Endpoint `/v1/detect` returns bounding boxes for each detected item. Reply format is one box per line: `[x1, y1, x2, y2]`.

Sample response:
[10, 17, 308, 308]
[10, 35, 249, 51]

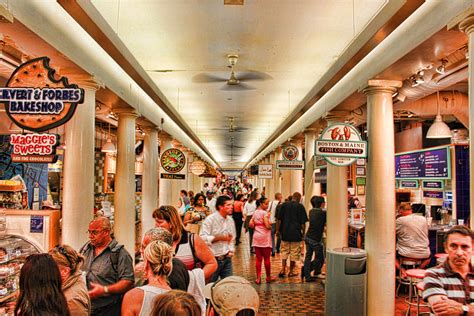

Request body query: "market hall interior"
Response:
[1, 1, 474, 315]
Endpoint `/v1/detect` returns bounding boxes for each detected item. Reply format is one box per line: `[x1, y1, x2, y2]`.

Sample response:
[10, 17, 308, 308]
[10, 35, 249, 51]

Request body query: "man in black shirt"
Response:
[303, 196, 327, 282]
[276, 192, 308, 277]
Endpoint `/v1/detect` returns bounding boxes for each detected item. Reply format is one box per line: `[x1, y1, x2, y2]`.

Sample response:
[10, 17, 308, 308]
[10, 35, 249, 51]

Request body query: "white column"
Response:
[290, 141, 303, 194]
[363, 80, 402, 316]
[275, 147, 283, 196]
[459, 15, 474, 228]
[62, 82, 97, 249]
[141, 126, 159, 236]
[326, 164, 348, 250]
[281, 146, 291, 198]
[267, 152, 276, 200]
[158, 135, 173, 206]
[304, 129, 317, 213]
[114, 109, 138, 256]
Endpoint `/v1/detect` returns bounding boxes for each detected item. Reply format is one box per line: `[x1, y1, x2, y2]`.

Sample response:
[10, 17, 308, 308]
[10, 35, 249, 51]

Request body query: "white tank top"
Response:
[138, 285, 168, 316]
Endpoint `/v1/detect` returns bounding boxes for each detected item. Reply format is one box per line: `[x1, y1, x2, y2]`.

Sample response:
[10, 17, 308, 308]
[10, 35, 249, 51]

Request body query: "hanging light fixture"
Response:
[101, 122, 116, 153]
[426, 91, 452, 139]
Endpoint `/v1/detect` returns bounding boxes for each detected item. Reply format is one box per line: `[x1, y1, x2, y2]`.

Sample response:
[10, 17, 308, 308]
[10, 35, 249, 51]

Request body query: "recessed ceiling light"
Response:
[227, 98, 232, 101]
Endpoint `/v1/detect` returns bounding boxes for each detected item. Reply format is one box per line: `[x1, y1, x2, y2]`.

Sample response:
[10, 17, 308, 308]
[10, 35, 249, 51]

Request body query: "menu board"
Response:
[395, 147, 450, 179]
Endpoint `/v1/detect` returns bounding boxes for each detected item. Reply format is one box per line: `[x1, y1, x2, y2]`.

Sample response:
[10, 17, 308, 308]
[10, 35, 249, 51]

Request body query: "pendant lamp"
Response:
[101, 123, 116, 153]
[426, 91, 452, 139]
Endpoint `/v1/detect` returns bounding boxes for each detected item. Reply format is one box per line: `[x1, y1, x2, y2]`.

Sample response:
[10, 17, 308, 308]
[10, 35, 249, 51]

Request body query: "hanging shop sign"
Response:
[189, 160, 206, 176]
[399, 180, 419, 189]
[315, 123, 367, 167]
[1, 57, 84, 132]
[313, 156, 327, 169]
[276, 160, 305, 170]
[258, 164, 273, 179]
[160, 173, 185, 180]
[9, 133, 59, 163]
[282, 144, 299, 161]
[422, 180, 444, 190]
[423, 191, 444, 199]
[160, 148, 186, 173]
[395, 146, 450, 179]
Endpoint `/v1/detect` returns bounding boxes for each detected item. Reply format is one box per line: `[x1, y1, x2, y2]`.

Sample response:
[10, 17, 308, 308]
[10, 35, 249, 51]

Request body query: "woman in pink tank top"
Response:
[250, 197, 277, 284]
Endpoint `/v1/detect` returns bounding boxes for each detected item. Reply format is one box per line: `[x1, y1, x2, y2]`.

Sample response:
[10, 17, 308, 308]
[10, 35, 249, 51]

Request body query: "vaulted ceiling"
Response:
[86, 0, 395, 168]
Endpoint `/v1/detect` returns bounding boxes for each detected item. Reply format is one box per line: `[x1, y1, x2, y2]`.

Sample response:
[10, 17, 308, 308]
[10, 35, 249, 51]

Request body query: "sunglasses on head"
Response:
[54, 245, 72, 268]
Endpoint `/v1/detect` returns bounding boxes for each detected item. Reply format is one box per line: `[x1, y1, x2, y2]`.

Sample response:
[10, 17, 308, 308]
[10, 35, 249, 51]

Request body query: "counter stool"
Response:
[434, 253, 448, 265]
[396, 257, 422, 297]
[414, 281, 430, 315]
[405, 269, 427, 316]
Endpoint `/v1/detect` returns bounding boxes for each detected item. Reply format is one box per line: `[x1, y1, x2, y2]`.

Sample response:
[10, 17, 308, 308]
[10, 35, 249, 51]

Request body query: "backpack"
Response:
[80, 241, 123, 273]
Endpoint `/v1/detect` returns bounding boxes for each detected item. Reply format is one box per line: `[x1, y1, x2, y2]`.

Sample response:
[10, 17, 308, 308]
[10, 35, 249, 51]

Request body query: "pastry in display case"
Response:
[0, 235, 41, 314]
[0, 181, 25, 209]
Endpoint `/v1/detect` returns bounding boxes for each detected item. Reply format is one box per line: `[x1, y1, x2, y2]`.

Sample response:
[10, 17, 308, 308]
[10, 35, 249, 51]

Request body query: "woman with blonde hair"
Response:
[49, 245, 90, 315]
[153, 205, 217, 281]
[122, 240, 174, 316]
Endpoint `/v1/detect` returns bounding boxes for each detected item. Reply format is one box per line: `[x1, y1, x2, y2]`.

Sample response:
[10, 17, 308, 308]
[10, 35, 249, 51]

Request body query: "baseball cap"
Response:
[203, 276, 259, 316]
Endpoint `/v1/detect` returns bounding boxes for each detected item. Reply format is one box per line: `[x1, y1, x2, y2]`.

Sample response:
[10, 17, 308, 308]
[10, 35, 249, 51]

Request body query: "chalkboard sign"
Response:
[395, 147, 450, 179]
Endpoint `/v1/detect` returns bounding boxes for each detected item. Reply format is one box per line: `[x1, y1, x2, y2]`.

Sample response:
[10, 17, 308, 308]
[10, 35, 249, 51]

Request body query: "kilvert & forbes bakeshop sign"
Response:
[1, 57, 84, 163]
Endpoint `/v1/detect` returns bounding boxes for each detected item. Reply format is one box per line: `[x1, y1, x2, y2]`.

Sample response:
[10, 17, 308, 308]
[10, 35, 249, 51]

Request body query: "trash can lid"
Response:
[327, 247, 367, 257]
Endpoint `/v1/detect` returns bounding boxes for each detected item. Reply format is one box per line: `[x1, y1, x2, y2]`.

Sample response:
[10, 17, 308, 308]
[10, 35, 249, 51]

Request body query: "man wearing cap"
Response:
[200, 195, 236, 282]
[204, 276, 260, 316]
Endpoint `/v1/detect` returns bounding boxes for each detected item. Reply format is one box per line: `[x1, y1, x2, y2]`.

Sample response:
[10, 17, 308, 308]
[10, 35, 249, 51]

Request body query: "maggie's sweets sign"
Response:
[1, 57, 84, 163]
[10, 134, 59, 163]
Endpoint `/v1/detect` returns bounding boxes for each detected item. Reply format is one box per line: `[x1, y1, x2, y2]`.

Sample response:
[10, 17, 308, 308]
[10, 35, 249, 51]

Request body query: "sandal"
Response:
[255, 277, 261, 284]
[278, 271, 286, 278]
[288, 271, 298, 277]
[267, 276, 278, 283]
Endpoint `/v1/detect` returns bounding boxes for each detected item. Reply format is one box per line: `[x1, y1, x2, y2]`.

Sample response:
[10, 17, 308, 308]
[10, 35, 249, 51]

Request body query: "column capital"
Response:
[362, 79, 402, 95]
[114, 107, 139, 118]
[67, 74, 103, 90]
[448, 7, 474, 34]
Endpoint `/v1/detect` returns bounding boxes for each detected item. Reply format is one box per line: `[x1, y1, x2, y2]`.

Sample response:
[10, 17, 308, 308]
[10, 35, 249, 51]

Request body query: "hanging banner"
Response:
[258, 164, 273, 179]
[10, 133, 59, 163]
[1, 57, 84, 132]
[315, 123, 367, 166]
[160, 148, 186, 173]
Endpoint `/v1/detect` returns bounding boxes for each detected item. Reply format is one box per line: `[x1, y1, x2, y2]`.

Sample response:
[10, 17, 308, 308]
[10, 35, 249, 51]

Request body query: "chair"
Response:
[404, 269, 427, 316]
[396, 257, 422, 297]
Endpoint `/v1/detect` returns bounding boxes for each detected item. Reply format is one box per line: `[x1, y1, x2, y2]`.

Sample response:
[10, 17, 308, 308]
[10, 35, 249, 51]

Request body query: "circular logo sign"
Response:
[189, 160, 206, 176]
[315, 123, 367, 166]
[3, 57, 84, 132]
[160, 148, 186, 173]
[282, 145, 299, 161]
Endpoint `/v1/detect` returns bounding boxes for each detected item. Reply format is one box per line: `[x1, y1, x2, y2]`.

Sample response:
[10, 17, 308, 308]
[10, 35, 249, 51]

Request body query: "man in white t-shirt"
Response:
[269, 192, 283, 256]
[206, 191, 217, 213]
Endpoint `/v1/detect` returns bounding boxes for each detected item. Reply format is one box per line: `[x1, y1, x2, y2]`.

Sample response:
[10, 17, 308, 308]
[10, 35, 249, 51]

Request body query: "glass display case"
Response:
[0, 234, 41, 314]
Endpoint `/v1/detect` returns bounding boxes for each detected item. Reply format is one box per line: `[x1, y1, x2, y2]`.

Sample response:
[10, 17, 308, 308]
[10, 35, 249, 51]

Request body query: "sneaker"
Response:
[315, 274, 326, 279]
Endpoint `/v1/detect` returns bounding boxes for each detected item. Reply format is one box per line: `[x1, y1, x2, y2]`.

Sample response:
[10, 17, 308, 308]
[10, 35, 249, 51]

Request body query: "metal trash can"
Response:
[325, 247, 367, 316]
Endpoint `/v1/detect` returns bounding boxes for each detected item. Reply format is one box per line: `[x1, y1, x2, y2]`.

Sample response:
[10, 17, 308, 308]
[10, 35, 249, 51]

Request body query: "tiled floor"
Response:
[232, 231, 429, 315]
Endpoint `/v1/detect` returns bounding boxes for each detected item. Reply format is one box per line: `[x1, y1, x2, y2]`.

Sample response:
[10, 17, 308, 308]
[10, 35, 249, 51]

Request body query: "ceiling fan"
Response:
[212, 117, 249, 133]
[192, 54, 272, 91]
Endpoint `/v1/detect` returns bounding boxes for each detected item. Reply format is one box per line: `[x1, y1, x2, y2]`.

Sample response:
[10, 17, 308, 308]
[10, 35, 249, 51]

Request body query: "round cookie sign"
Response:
[0, 57, 84, 132]
[160, 148, 186, 173]
[282, 144, 299, 161]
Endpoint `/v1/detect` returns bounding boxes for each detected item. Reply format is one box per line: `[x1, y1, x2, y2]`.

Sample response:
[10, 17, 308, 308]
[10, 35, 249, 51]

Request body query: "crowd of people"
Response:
[10, 179, 474, 315]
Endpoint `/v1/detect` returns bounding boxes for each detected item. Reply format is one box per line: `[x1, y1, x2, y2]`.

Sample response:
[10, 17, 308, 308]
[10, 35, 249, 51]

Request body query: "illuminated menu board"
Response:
[395, 147, 450, 179]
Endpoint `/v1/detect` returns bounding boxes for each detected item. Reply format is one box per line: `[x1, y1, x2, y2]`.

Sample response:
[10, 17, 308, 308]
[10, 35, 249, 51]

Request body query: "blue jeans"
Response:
[303, 237, 325, 279]
[210, 256, 233, 282]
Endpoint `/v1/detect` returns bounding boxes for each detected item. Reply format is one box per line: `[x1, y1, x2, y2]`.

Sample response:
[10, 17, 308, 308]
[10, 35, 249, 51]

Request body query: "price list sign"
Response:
[395, 147, 450, 179]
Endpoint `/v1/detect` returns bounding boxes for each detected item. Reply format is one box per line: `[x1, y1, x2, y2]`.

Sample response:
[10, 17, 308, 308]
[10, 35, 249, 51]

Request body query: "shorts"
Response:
[281, 241, 301, 261]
